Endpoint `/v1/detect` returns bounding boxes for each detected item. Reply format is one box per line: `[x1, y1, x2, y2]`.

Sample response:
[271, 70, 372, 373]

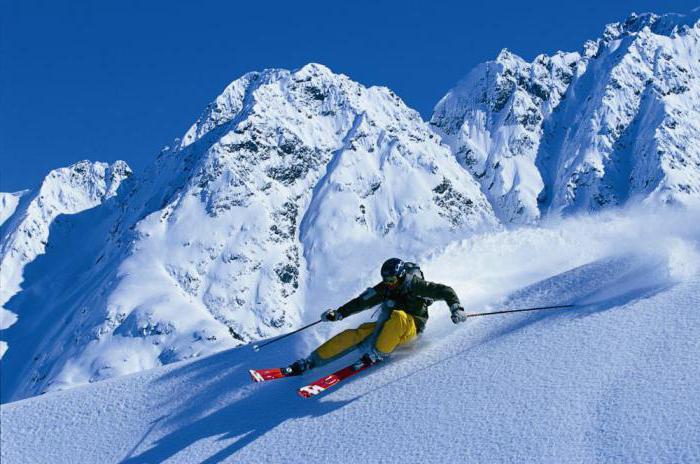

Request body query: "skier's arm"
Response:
[411, 279, 461, 308]
[337, 285, 384, 318]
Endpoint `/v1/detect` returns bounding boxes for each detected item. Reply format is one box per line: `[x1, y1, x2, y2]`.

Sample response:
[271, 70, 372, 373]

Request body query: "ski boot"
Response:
[354, 348, 384, 371]
[284, 357, 314, 376]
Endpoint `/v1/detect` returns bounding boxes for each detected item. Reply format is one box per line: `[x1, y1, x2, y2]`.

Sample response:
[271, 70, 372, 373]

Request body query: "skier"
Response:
[285, 258, 468, 375]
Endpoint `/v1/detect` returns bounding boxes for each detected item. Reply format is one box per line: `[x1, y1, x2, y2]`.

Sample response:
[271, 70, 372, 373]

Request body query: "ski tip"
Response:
[249, 369, 265, 383]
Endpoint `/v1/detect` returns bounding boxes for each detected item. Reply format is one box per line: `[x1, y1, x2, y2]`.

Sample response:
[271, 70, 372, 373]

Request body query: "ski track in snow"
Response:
[2, 209, 700, 463]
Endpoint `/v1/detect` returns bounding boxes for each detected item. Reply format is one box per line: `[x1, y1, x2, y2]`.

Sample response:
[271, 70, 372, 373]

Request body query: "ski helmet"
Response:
[381, 258, 405, 285]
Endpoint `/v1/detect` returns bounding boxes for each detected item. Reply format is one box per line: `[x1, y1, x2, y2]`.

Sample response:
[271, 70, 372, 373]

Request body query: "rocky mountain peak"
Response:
[603, 11, 700, 42]
[431, 45, 582, 223]
[432, 9, 700, 223]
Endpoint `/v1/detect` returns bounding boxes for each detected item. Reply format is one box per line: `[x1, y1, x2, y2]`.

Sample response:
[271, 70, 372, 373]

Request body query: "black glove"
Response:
[450, 304, 467, 324]
[321, 309, 343, 322]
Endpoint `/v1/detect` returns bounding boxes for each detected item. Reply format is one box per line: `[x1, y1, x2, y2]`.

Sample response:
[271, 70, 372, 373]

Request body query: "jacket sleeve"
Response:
[410, 278, 461, 308]
[337, 284, 384, 318]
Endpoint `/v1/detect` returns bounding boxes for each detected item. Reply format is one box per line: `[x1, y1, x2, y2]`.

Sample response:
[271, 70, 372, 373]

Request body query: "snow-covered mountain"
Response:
[432, 11, 700, 223]
[0, 64, 496, 402]
[0, 161, 131, 356]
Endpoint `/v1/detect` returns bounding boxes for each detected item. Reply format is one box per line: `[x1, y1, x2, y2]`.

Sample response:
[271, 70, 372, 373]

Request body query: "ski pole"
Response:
[466, 304, 575, 318]
[253, 319, 323, 352]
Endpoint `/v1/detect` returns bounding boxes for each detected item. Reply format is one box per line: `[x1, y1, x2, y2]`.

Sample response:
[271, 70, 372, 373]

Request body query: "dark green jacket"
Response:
[337, 275, 460, 332]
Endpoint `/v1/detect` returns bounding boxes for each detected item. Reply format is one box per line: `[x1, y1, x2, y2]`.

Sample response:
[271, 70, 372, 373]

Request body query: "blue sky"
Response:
[1, 0, 698, 191]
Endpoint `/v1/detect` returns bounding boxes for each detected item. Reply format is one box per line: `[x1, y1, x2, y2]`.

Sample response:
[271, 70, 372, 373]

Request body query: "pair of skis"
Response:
[249, 357, 379, 398]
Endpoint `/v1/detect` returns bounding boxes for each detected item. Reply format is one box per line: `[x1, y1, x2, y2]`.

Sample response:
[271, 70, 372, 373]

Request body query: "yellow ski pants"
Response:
[315, 310, 418, 360]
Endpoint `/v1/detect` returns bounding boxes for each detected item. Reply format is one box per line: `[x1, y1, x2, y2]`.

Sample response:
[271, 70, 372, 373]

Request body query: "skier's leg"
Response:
[289, 322, 377, 374]
[374, 310, 417, 355]
[311, 322, 376, 365]
[288, 323, 377, 375]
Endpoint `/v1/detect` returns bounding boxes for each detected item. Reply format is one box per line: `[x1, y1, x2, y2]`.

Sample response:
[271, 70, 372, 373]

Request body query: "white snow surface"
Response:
[0, 192, 24, 227]
[2, 207, 699, 463]
[432, 11, 700, 223]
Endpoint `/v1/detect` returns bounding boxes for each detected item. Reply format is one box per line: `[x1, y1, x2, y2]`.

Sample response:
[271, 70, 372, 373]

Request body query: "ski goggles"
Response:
[382, 275, 399, 285]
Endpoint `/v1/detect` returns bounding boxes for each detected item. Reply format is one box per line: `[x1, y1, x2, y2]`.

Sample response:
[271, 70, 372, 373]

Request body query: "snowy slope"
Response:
[0, 192, 25, 227]
[2, 208, 699, 463]
[432, 11, 700, 222]
[0, 64, 496, 403]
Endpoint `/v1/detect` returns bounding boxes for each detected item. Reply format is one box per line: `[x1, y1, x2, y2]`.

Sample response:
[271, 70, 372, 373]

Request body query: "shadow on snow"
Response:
[120, 346, 359, 463]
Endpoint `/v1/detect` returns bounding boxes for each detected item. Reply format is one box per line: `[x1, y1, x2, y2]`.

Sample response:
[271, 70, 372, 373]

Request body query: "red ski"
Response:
[249, 367, 290, 383]
[298, 357, 380, 398]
